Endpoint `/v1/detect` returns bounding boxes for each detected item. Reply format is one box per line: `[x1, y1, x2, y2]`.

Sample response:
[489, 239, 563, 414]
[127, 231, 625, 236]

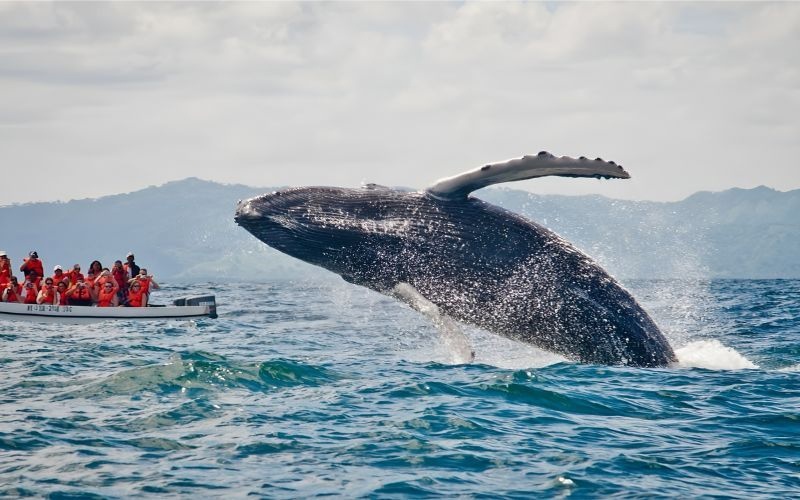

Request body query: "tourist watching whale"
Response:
[37, 277, 59, 305]
[56, 281, 69, 305]
[65, 278, 93, 306]
[2, 276, 22, 303]
[134, 268, 159, 295]
[96, 280, 119, 307]
[52, 265, 68, 285]
[21, 276, 39, 304]
[0, 251, 11, 288]
[20, 251, 44, 281]
[66, 264, 84, 285]
[126, 279, 148, 307]
[112, 260, 129, 299]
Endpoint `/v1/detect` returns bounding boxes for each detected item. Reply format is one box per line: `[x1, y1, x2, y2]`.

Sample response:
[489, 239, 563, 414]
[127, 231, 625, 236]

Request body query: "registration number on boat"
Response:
[26, 305, 73, 313]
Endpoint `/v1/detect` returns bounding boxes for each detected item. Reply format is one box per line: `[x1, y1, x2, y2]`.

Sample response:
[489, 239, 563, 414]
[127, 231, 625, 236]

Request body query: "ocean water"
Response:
[1, 279, 798, 498]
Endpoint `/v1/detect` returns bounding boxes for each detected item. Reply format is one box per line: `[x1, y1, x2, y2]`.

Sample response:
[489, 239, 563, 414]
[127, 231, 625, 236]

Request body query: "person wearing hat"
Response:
[20, 251, 44, 281]
[123, 252, 140, 280]
[0, 251, 11, 288]
[51, 265, 67, 285]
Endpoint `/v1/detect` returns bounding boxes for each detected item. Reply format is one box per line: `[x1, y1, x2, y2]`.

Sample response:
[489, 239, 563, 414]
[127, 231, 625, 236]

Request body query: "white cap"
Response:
[0, 250, 6, 257]
[54, 265, 62, 271]
[126, 252, 134, 258]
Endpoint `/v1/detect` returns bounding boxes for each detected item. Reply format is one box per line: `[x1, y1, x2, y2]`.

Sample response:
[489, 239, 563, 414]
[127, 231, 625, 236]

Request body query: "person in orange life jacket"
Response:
[37, 277, 59, 305]
[93, 269, 118, 301]
[112, 260, 129, 298]
[134, 268, 159, 295]
[26, 268, 42, 287]
[65, 278, 93, 306]
[87, 260, 103, 279]
[56, 281, 69, 305]
[21, 276, 39, 304]
[123, 252, 140, 280]
[51, 265, 68, 285]
[0, 251, 12, 287]
[66, 264, 84, 285]
[2, 276, 22, 303]
[126, 279, 148, 307]
[20, 251, 44, 280]
[96, 281, 119, 307]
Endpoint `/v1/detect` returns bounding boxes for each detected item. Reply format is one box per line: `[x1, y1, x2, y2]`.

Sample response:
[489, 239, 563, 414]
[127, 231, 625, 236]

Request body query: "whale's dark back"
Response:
[236, 187, 676, 367]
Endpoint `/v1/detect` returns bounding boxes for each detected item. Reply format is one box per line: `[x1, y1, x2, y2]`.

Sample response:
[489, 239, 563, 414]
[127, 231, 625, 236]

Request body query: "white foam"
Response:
[674, 339, 758, 370]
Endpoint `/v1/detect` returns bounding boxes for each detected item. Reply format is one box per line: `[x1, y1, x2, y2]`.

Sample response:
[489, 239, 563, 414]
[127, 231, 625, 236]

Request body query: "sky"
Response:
[1, 1, 798, 205]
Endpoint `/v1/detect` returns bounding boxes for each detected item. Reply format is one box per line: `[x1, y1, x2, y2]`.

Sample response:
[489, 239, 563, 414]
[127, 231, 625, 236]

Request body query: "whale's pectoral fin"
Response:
[391, 283, 474, 364]
[426, 151, 630, 200]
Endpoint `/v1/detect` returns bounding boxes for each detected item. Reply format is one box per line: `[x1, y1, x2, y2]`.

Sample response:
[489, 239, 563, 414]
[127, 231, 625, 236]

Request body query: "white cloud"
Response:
[0, 1, 798, 205]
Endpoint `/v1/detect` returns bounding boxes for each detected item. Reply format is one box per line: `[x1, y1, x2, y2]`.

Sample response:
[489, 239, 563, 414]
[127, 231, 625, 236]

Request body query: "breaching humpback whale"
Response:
[235, 152, 676, 367]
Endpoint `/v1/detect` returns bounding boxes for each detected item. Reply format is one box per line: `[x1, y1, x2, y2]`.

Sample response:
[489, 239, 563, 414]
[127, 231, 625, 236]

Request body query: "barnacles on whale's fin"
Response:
[426, 152, 630, 200]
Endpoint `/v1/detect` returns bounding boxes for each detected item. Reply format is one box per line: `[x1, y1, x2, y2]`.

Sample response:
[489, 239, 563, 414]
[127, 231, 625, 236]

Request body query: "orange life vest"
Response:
[0, 261, 10, 287]
[22, 258, 44, 279]
[23, 284, 38, 304]
[3, 284, 20, 302]
[127, 287, 145, 307]
[69, 285, 92, 302]
[138, 276, 153, 294]
[97, 288, 116, 307]
[58, 291, 69, 305]
[67, 270, 85, 284]
[39, 285, 57, 305]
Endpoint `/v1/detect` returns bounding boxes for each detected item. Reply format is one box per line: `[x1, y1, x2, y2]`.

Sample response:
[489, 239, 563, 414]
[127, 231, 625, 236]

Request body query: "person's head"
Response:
[103, 282, 114, 292]
[29, 251, 38, 259]
[53, 265, 63, 275]
[73, 264, 81, 271]
[139, 268, 148, 276]
[45, 278, 54, 287]
[113, 260, 122, 268]
[0, 250, 7, 260]
[126, 253, 135, 262]
[130, 281, 142, 291]
[77, 278, 85, 288]
[90, 260, 102, 272]
[10, 276, 18, 286]
[57, 282, 67, 291]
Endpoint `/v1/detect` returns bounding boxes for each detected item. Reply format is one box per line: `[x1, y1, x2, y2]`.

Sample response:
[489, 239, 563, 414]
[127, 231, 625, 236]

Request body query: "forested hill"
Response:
[1, 178, 798, 281]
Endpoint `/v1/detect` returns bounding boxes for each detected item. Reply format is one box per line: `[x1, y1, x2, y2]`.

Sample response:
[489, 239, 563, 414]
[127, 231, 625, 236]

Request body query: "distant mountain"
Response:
[1, 179, 798, 281]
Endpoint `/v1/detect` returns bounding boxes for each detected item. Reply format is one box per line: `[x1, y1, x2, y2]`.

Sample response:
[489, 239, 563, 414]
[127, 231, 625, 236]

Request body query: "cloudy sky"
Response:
[1, 1, 798, 205]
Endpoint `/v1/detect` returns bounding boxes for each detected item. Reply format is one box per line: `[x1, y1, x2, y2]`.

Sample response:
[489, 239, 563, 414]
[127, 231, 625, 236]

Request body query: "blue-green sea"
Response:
[1, 279, 799, 497]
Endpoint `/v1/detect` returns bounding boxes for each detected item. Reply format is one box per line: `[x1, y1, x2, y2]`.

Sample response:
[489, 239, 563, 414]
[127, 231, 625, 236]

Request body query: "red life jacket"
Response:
[138, 276, 153, 294]
[97, 288, 116, 307]
[52, 272, 67, 284]
[113, 268, 128, 289]
[67, 270, 85, 284]
[127, 287, 146, 307]
[70, 285, 92, 302]
[22, 258, 44, 279]
[0, 262, 11, 287]
[39, 285, 57, 305]
[3, 284, 20, 302]
[58, 290, 69, 305]
[23, 284, 38, 304]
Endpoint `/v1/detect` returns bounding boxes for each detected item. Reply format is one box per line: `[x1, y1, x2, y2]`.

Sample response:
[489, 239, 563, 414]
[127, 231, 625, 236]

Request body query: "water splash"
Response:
[674, 340, 758, 370]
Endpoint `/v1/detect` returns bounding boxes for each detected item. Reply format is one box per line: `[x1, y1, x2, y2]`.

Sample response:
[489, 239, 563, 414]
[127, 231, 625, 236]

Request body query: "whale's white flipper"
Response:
[392, 283, 474, 364]
[426, 151, 630, 200]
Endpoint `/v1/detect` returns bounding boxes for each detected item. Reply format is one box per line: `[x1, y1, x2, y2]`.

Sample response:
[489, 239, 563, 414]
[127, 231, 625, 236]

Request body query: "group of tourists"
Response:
[0, 250, 159, 308]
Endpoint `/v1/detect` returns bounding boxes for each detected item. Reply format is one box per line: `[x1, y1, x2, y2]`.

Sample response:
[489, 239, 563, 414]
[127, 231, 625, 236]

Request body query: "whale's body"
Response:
[235, 153, 676, 367]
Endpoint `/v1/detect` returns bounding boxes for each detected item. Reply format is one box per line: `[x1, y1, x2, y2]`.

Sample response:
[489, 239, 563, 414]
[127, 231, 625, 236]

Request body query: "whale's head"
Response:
[235, 186, 414, 286]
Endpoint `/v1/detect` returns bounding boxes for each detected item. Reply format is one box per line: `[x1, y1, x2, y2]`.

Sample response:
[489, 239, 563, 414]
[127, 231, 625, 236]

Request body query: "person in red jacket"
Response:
[0, 251, 12, 288]
[2, 276, 22, 303]
[21, 277, 39, 304]
[66, 264, 84, 285]
[20, 251, 44, 281]
[65, 278, 93, 306]
[51, 265, 68, 285]
[37, 277, 59, 305]
[96, 281, 119, 307]
[56, 281, 69, 305]
[126, 279, 148, 307]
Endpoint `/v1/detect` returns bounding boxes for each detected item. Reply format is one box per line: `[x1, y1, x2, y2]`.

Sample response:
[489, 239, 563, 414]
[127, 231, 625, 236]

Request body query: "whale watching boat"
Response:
[0, 295, 217, 324]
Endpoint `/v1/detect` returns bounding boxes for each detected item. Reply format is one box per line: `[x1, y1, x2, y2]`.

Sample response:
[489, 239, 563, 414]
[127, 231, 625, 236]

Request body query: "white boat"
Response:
[0, 295, 217, 324]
